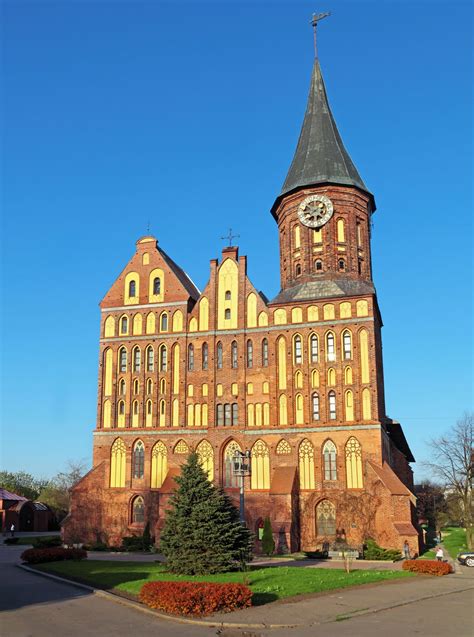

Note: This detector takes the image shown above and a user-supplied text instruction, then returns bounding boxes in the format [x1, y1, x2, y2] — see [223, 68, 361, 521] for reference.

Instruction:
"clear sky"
[1, 1, 472, 481]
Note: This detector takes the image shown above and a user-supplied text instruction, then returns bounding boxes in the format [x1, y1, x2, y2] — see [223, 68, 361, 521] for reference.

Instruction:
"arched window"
[326, 332, 336, 362]
[346, 437, 363, 488]
[120, 316, 128, 335]
[310, 334, 318, 363]
[344, 366, 353, 385]
[103, 399, 111, 428]
[159, 399, 166, 427]
[133, 441, 145, 478]
[250, 440, 270, 489]
[328, 391, 336, 420]
[311, 369, 320, 388]
[160, 312, 168, 332]
[146, 378, 153, 394]
[160, 378, 166, 394]
[133, 379, 139, 394]
[312, 393, 320, 421]
[246, 340, 253, 368]
[153, 277, 161, 295]
[224, 403, 232, 426]
[295, 370, 303, 389]
[104, 316, 115, 337]
[159, 345, 167, 371]
[119, 378, 126, 395]
[216, 404, 224, 426]
[343, 331, 352, 360]
[131, 496, 145, 523]
[232, 403, 238, 425]
[196, 440, 214, 481]
[202, 342, 208, 370]
[276, 439, 291, 455]
[231, 341, 238, 368]
[323, 440, 337, 480]
[223, 440, 242, 487]
[345, 390, 354, 421]
[146, 346, 154, 372]
[119, 347, 127, 373]
[293, 335, 302, 365]
[327, 368, 336, 386]
[337, 218, 346, 243]
[262, 338, 269, 367]
[224, 308, 231, 320]
[216, 342, 223, 369]
[151, 441, 167, 488]
[129, 280, 136, 298]
[188, 344, 194, 371]
[133, 347, 141, 372]
[299, 439, 315, 489]
[145, 399, 152, 427]
[338, 259, 346, 272]
[110, 438, 126, 487]
[315, 259, 323, 271]
[295, 264, 301, 277]
[225, 290, 231, 300]
[316, 500, 336, 536]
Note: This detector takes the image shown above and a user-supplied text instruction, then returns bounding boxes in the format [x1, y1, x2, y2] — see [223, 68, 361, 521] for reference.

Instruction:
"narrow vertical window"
[232, 403, 238, 425]
[326, 332, 336, 361]
[224, 403, 232, 426]
[343, 331, 352, 359]
[315, 259, 323, 271]
[312, 393, 320, 421]
[132, 441, 145, 479]
[129, 280, 136, 298]
[159, 345, 167, 372]
[323, 441, 338, 481]
[202, 343, 208, 370]
[310, 334, 318, 363]
[356, 220, 362, 247]
[133, 347, 141, 372]
[119, 378, 126, 395]
[246, 340, 253, 368]
[216, 403, 224, 426]
[294, 335, 302, 365]
[146, 347, 154, 372]
[132, 496, 145, 523]
[225, 308, 231, 320]
[120, 316, 128, 334]
[231, 341, 238, 369]
[295, 264, 301, 277]
[119, 348, 127, 373]
[217, 342, 223, 369]
[329, 391, 336, 420]
[160, 313, 168, 331]
[153, 277, 161, 295]
[225, 290, 231, 300]
[188, 344, 194, 371]
[262, 338, 269, 367]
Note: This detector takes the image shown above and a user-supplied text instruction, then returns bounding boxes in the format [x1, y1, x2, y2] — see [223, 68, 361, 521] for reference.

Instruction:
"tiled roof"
[0, 488, 27, 502]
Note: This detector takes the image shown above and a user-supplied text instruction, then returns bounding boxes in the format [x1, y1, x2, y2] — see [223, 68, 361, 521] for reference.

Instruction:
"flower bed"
[21, 547, 87, 564]
[402, 559, 452, 576]
[139, 581, 252, 616]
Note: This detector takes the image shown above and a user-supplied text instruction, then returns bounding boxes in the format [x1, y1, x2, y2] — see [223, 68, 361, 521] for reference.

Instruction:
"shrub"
[402, 560, 452, 576]
[4, 537, 19, 545]
[32, 536, 62, 548]
[364, 538, 402, 561]
[139, 581, 252, 616]
[21, 547, 87, 564]
[261, 517, 275, 556]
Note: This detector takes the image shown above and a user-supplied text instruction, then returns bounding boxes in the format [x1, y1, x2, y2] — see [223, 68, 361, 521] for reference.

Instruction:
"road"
[1, 544, 473, 637]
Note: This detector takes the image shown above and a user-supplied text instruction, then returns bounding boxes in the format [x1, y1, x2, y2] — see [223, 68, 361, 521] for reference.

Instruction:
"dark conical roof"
[272, 59, 374, 215]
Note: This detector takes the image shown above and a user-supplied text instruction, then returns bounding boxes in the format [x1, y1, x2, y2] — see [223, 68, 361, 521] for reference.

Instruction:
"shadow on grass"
[251, 592, 279, 606]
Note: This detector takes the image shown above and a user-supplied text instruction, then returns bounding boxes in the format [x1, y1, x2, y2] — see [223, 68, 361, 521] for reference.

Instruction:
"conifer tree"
[261, 517, 275, 556]
[160, 451, 253, 574]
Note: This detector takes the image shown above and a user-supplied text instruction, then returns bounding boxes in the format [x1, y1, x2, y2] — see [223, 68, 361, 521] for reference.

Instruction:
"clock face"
[297, 194, 334, 228]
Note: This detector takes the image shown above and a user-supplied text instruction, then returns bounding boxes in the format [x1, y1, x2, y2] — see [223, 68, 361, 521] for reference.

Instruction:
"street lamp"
[232, 450, 251, 523]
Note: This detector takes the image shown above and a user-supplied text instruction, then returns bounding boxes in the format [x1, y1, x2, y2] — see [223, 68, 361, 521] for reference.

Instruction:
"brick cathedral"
[64, 45, 419, 554]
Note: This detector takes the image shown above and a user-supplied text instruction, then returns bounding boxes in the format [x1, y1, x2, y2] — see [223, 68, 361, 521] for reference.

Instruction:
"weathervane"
[221, 228, 240, 247]
[311, 11, 331, 59]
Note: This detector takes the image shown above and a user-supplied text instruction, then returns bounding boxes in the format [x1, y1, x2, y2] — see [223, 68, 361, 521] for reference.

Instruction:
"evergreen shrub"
[32, 536, 62, 548]
[364, 538, 401, 561]
[4, 537, 19, 545]
[21, 547, 87, 564]
[402, 559, 452, 576]
[261, 517, 275, 556]
[139, 581, 252, 616]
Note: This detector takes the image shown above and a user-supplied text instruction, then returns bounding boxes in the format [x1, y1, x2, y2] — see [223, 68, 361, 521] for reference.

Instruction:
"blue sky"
[1, 1, 472, 480]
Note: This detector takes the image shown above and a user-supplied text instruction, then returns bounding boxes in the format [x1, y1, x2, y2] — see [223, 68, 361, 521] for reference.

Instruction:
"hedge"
[21, 547, 87, 564]
[139, 581, 253, 616]
[402, 560, 452, 576]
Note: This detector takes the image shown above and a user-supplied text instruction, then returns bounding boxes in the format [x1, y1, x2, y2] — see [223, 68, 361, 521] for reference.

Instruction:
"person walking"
[403, 540, 411, 560]
[10, 523, 15, 538]
[436, 546, 444, 562]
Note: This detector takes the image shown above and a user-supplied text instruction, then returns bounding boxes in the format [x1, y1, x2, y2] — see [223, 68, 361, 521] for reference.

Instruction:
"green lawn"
[37, 560, 413, 605]
[441, 527, 467, 559]
[15, 535, 59, 546]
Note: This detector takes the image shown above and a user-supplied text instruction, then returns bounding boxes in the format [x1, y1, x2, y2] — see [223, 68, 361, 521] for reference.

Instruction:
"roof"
[386, 420, 416, 462]
[271, 277, 375, 304]
[0, 488, 27, 502]
[10, 500, 51, 512]
[368, 461, 416, 504]
[270, 466, 297, 494]
[393, 522, 419, 536]
[158, 247, 200, 301]
[160, 468, 180, 493]
[272, 59, 374, 216]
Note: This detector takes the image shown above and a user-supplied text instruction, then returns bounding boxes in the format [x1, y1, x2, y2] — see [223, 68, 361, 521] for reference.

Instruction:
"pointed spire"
[272, 59, 374, 215]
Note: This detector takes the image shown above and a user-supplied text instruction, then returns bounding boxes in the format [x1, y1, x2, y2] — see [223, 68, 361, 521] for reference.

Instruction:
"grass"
[36, 560, 413, 605]
[13, 535, 59, 546]
[441, 527, 467, 559]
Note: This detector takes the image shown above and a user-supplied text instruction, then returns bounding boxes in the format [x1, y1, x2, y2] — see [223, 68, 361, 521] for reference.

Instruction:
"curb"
[16, 564, 299, 630]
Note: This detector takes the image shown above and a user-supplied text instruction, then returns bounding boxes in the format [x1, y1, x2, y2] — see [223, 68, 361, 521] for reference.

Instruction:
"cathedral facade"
[64, 55, 419, 554]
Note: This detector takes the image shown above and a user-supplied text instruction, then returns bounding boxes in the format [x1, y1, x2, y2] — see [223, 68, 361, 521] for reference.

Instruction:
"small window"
[315, 260, 323, 271]
[202, 343, 208, 370]
[188, 344, 194, 371]
[120, 316, 128, 334]
[310, 334, 318, 363]
[295, 264, 302, 277]
[119, 378, 126, 395]
[132, 442, 144, 479]
[262, 338, 269, 367]
[133, 379, 139, 394]
[246, 340, 253, 368]
[118, 401, 125, 415]
[119, 348, 127, 373]
[231, 341, 238, 369]
[326, 333, 336, 362]
[343, 332, 352, 360]
[133, 348, 141, 372]
[216, 403, 224, 426]
[159, 345, 167, 372]
[217, 342, 223, 369]
[225, 308, 231, 320]
[225, 290, 231, 300]
[312, 393, 320, 421]
[329, 391, 336, 420]
[146, 347, 154, 372]
[294, 335, 302, 365]
[146, 378, 152, 394]
[224, 403, 232, 426]
[232, 403, 238, 425]
[160, 313, 168, 331]
[132, 496, 144, 523]
[129, 280, 136, 298]
[338, 259, 346, 272]
[153, 277, 161, 295]
[358, 258, 363, 275]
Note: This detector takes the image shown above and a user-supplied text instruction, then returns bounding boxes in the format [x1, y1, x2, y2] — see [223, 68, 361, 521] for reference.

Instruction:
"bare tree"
[425, 413, 473, 549]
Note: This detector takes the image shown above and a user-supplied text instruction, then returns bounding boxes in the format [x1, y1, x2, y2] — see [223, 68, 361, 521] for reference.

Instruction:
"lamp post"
[232, 450, 251, 523]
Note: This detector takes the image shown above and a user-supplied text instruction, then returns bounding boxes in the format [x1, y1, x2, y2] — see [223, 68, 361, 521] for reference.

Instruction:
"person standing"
[10, 523, 15, 537]
[403, 540, 411, 559]
[436, 546, 444, 562]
